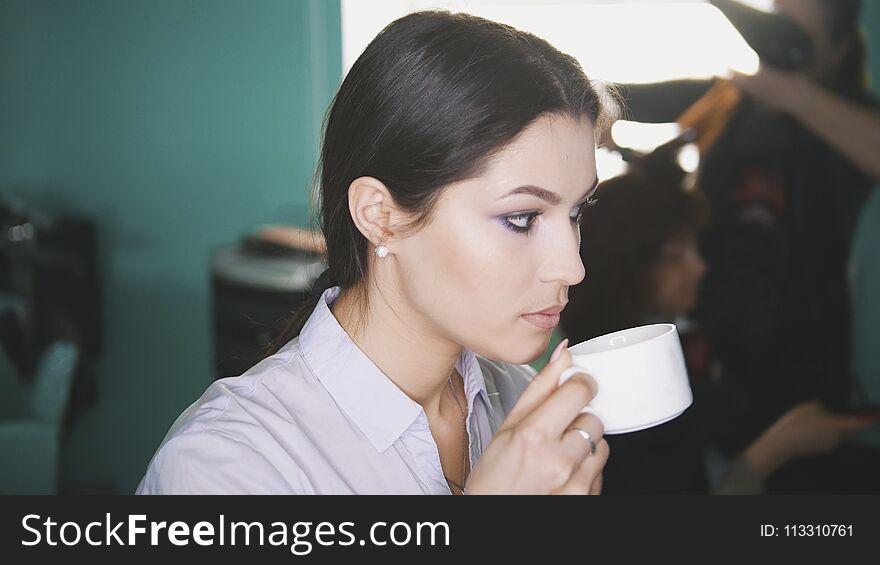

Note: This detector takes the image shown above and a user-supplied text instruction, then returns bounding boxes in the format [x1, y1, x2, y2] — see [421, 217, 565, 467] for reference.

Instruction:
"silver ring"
[569, 426, 597, 455]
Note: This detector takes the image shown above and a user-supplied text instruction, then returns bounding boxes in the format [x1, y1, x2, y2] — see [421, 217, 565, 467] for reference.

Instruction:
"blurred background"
[1, 0, 878, 494]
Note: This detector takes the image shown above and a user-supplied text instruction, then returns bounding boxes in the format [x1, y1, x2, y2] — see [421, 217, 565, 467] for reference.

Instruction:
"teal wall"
[868, 1, 880, 91]
[851, 2, 880, 447]
[0, 0, 341, 493]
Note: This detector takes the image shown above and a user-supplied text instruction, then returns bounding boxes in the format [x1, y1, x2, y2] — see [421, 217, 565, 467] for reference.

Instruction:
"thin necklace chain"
[445, 372, 469, 495]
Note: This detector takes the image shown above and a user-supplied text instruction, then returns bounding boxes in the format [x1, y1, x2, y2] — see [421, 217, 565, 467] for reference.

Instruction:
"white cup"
[558, 323, 693, 434]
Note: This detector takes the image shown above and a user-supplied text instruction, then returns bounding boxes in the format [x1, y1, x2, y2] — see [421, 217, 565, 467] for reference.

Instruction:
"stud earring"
[375, 245, 389, 258]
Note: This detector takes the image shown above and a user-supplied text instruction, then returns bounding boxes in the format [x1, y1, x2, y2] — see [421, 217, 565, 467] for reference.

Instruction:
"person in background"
[613, 0, 880, 463]
[560, 157, 879, 494]
[136, 11, 613, 495]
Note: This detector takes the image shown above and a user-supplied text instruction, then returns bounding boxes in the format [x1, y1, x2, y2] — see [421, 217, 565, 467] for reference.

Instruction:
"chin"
[495, 334, 548, 366]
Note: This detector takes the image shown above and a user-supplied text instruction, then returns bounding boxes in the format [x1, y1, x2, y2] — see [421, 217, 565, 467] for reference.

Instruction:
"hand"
[773, 400, 875, 459]
[744, 399, 877, 478]
[465, 341, 609, 494]
[730, 67, 813, 115]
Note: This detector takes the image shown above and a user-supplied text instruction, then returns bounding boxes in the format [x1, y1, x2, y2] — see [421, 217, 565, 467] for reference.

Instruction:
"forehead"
[450, 114, 598, 201]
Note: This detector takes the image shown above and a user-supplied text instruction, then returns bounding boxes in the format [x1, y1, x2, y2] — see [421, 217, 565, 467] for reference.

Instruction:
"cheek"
[397, 217, 547, 360]
[403, 217, 527, 322]
[672, 268, 700, 304]
[656, 268, 685, 304]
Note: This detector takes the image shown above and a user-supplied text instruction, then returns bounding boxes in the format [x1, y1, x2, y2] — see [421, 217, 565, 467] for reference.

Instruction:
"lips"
[521, 303, 567, 330]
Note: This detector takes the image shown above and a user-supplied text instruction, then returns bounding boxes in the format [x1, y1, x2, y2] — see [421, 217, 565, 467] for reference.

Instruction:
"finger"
[520, 364, 599, 437]
[559, 412, 605, 462]
[500, 341, 575, 429]
[590, 472, 603, 495]
[834, 415, 880, 435]
[552, 438, 609, 495]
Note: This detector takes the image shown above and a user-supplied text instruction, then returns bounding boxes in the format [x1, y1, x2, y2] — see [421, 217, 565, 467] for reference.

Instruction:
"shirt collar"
[299, 286, 487, 453]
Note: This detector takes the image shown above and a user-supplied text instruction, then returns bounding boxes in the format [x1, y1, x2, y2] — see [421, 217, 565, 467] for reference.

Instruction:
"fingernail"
[549, 339, 569, 364]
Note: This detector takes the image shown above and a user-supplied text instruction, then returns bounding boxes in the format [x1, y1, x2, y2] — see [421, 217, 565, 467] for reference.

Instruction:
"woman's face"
[650, 233, 707, 319]
[393, 114, 597, 364]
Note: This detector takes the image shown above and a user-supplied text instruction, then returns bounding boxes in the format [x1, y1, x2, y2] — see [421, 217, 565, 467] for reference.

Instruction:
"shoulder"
[135, 427, 293, 494]
[137, 339, 319, 494]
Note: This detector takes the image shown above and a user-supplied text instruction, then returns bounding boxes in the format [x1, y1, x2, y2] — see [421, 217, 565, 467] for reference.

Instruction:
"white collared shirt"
[136, 286, 534, 494]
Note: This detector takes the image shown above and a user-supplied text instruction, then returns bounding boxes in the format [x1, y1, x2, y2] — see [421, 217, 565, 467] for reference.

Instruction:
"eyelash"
[502, 197, 599, 235]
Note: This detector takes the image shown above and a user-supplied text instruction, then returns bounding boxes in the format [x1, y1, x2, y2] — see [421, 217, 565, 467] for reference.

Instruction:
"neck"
[329, 277, 463, 417]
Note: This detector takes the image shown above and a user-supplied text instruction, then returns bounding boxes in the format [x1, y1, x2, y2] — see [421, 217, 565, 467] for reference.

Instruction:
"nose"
[539, 224, 586, 287]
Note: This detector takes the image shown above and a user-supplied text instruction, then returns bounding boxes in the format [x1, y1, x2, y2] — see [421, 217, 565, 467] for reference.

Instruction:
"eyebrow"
[499, 178, 599, 206]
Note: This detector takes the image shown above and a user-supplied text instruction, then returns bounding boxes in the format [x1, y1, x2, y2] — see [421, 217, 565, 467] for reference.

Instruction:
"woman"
[561, 158, 878, 494]
[137, 11, 611, 495]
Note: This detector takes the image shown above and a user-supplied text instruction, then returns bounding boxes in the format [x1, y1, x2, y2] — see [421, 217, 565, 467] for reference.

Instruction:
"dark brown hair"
[561, 157, 708, 343]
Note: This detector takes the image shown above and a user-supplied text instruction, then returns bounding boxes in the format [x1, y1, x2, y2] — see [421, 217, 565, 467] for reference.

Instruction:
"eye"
[502, 212, 540, 234]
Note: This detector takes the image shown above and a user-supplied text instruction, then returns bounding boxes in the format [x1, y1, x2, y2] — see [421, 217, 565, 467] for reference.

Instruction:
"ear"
[347, 176, 399, 251]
